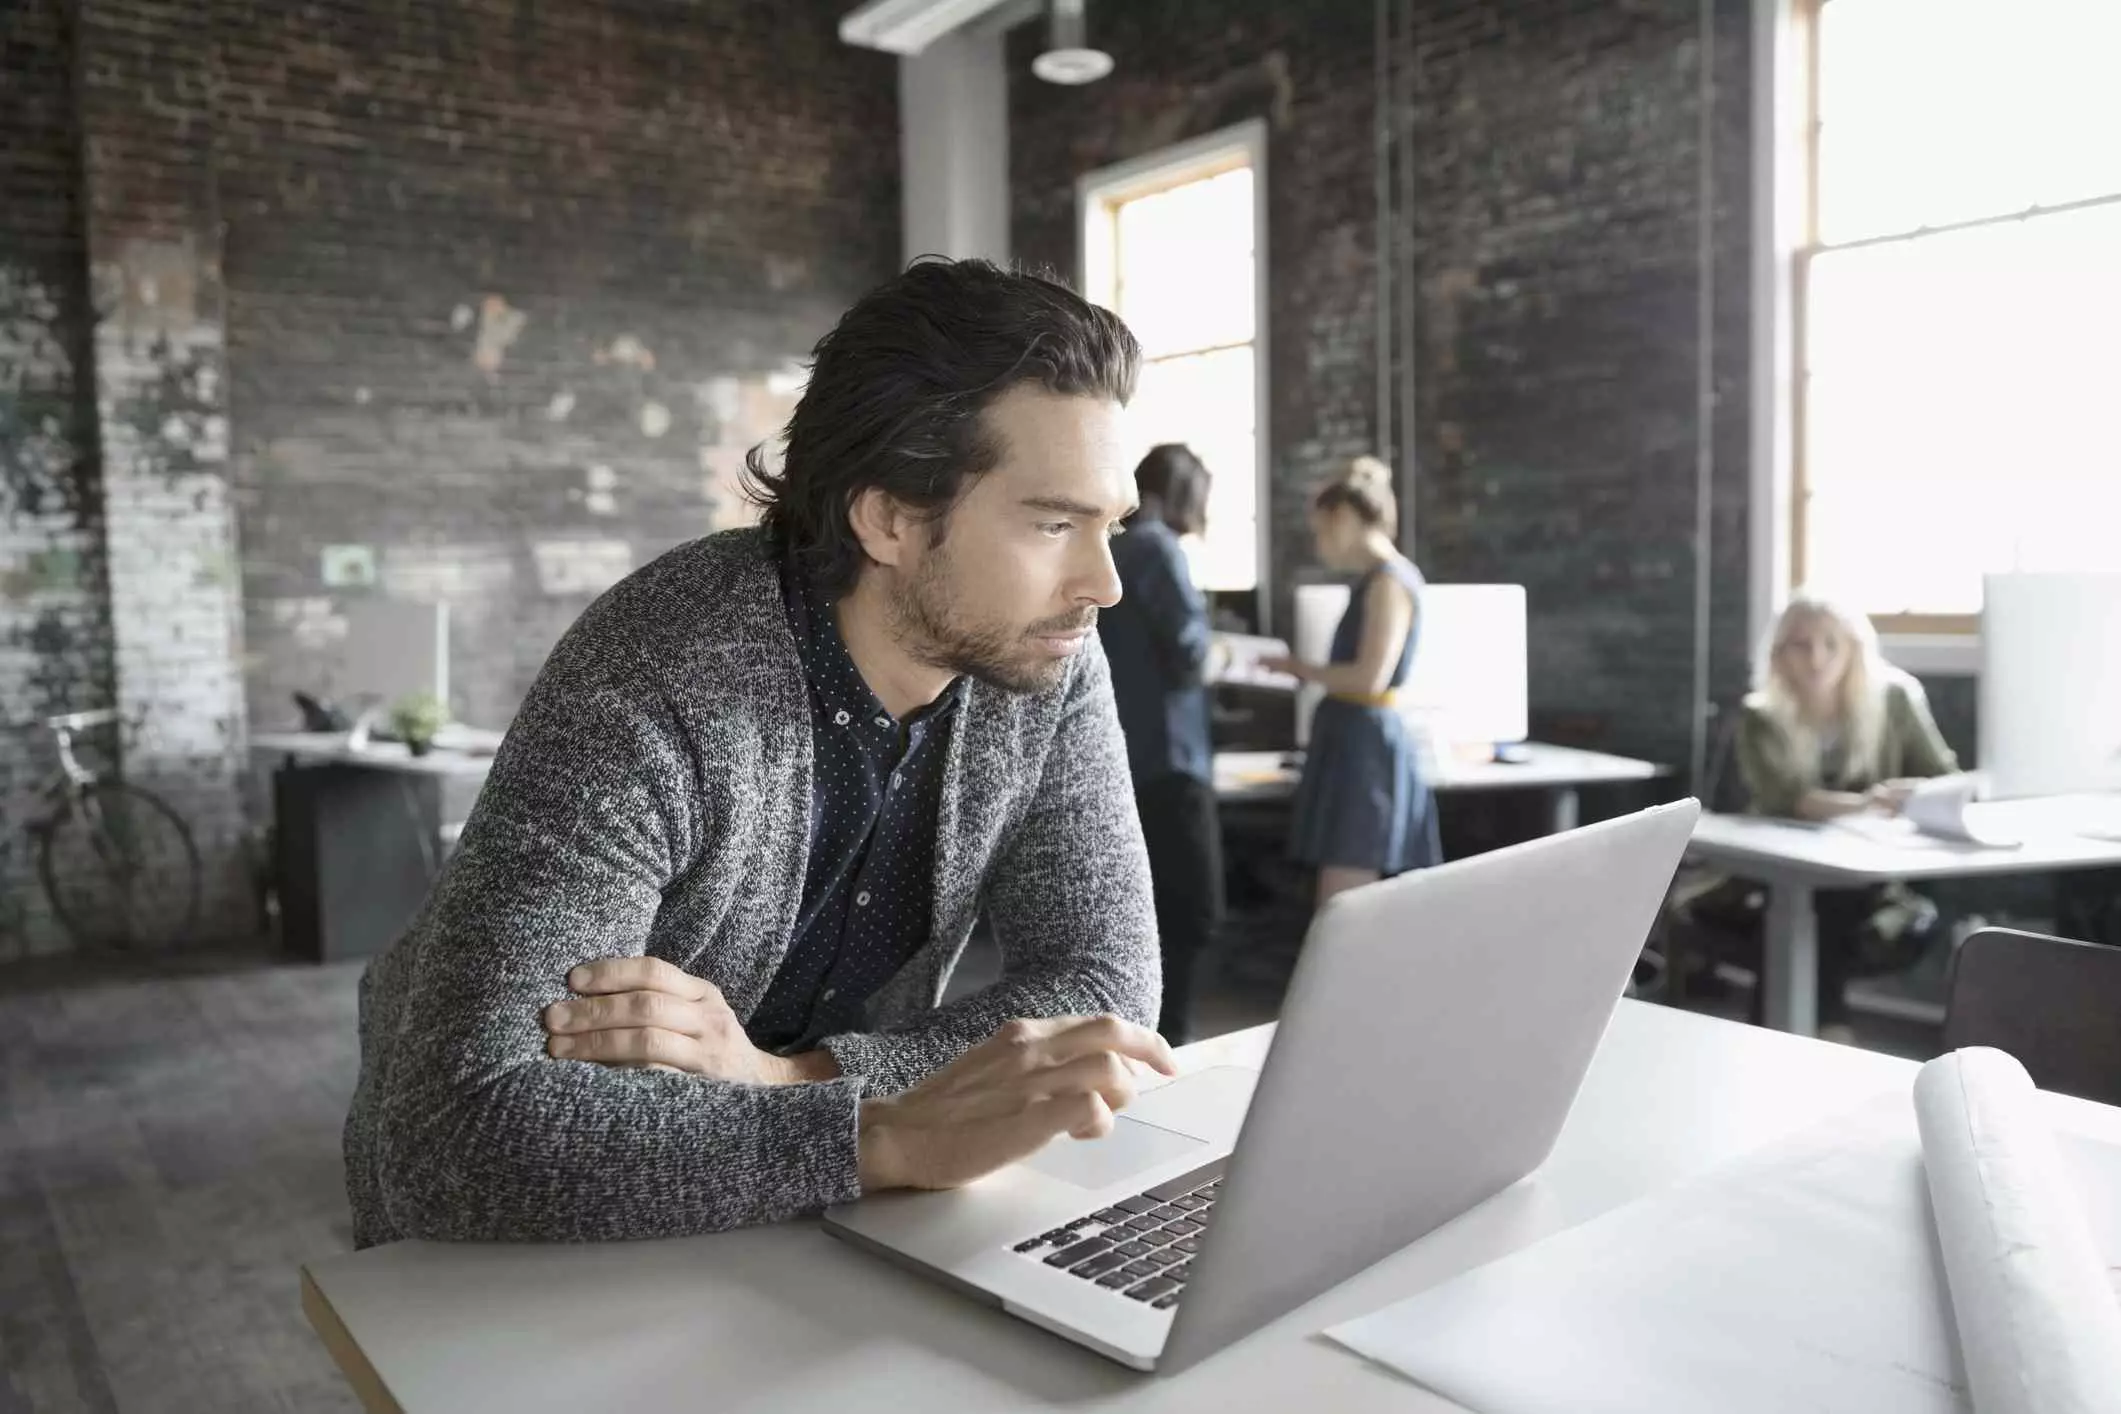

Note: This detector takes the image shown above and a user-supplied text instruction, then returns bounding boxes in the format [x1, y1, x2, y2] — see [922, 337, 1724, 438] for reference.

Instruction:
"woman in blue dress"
[1263, 456, 1440, 909]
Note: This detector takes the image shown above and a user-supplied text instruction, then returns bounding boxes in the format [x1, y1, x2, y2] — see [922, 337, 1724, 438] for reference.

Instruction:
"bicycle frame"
[43, 708, 119, 791]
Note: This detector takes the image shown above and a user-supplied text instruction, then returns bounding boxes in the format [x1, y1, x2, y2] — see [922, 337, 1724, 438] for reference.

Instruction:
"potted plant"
[389, 691, 449, 757]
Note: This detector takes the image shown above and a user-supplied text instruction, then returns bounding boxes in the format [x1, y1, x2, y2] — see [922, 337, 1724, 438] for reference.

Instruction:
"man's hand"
[857, 1015, 1179, 1193]
[542, 957, 837, 1085]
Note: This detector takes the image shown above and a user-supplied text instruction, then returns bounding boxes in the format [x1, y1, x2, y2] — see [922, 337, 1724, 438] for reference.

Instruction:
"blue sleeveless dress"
[1288, 558, 1441, 875]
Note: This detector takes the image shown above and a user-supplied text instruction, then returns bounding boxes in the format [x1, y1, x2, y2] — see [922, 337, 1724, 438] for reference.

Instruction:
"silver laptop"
[824, 798, 1700, 1372]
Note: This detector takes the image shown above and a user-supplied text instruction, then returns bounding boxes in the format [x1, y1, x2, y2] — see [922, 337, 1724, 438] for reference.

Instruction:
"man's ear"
[848, 486, 916, 571]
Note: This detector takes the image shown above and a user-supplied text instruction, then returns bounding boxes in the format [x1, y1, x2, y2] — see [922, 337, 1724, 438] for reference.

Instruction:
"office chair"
[1943, 926, 2121, 1107]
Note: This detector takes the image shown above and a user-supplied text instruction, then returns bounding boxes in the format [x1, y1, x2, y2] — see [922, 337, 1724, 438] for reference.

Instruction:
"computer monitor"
[1290, 581, 1530, 754]
[1291, 583, 1348, 749]
[1400, 584, 1529, 749]
[1979, 572, 2121, 799]
[332, 598, 450, 716]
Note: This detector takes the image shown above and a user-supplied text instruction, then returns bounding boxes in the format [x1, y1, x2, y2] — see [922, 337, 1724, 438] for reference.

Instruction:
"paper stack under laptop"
[1326, 1048, 2121, 1414]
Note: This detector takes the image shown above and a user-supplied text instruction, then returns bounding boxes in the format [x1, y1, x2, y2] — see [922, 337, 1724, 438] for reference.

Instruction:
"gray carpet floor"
[0, 950, 366, 1414]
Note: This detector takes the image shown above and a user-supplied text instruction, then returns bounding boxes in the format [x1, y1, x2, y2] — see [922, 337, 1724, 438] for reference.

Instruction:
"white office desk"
[1689, 803, 2121, 1036]
[250, 726, 506, 780]
[1214, 743, 1666, 832]
[304, 1001, 1934, 1414]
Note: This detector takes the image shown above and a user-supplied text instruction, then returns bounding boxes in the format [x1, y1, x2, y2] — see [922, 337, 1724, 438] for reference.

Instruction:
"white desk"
[250, 727, 505, 779]
[306, 1001, 1949, 1413]
[1215, 743, 1667, 832]
[1689, 802, 2121, 1037]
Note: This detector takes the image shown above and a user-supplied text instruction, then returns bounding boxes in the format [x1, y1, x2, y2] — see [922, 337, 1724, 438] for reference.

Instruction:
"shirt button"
[874, 715, 890, 729]
[855, 891, 871, 907]
[823, 988, 837, 1002]
[833, 709, 850, 726]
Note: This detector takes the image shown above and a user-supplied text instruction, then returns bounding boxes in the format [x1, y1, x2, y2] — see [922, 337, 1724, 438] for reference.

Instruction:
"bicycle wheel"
[37, 781, 203, 951]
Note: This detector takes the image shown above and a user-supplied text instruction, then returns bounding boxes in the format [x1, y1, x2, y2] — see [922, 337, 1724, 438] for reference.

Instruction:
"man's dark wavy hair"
[744, 258, 1141, 597]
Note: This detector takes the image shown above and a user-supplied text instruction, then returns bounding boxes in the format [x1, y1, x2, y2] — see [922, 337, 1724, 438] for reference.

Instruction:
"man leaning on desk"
[344, 259, 1179, 1248]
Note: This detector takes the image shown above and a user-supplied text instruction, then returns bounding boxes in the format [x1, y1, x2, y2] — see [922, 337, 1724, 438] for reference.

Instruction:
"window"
[1080, 122, 1268, 598]
[1796, 0, 2121, 627]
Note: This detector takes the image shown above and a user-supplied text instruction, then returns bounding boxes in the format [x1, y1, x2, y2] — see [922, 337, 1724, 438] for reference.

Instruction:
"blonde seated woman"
[1736, 592, 1960, 1033]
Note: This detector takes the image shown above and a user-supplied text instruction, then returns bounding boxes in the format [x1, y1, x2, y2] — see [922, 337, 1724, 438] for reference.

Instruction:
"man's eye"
[1038, 522, 1072, 537]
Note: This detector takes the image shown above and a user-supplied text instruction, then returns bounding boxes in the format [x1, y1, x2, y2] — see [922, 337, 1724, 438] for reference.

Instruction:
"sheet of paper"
[1915, 1049, 2121, 1414]
[1904, 775, 2022, 848]
[1208, 633, 1299, 691]
[1831, 814, 1963, 849]
[1326, 1091, 2121, 1414]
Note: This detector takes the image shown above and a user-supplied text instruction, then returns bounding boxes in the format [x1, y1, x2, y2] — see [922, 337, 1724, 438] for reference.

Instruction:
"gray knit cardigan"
[344, 528, 1159, 1247]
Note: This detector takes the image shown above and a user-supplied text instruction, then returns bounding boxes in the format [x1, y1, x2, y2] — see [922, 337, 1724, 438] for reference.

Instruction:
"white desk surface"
[1215, 743, 1666, 803]
[303, 1001, 1992, 1414]
[1690, 803, 2121, 887]
[250, 728, 506, 780]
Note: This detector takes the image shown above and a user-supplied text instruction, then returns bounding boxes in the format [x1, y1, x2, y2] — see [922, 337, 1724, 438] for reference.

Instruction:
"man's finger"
[546, 989, 704, 1037]
[1032, 1014, 1179, 1077]
[1031, 1050, 1138, 1114]
[567, 956, 713, 1002]
[1065, 1091, 1117, 1141]
[547, 1025, 697, 1070]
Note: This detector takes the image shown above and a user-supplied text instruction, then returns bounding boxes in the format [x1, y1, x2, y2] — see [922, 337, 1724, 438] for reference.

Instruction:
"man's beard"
[890, 543, 1094, 695]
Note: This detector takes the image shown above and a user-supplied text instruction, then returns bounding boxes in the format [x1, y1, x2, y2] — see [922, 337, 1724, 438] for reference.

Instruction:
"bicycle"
[11, 709, 202, 951]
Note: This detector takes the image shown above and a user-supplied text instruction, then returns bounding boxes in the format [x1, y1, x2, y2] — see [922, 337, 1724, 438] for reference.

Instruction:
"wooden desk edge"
[302, 1266, 408, 1414]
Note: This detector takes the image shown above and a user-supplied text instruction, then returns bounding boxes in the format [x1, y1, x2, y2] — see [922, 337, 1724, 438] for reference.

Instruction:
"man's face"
[891, 385, 1134, 695]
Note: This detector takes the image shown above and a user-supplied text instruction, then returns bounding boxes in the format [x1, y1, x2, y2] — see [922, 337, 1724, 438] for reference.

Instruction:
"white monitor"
[1400, 584, 1530, 748]
[1290, 580, 1530, 753]
[1979, 572, 2121, 799]
[332, 598, 450, 714]
[1291, 583, 1348, 748]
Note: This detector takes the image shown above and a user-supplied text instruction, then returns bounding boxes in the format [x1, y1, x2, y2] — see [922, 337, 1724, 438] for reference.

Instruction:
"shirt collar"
[781, 554, 964, 737]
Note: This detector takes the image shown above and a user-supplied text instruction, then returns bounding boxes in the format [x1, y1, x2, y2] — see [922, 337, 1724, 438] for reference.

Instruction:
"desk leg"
[1548, 787, 1581, 835]
[1762, 880, 1819, 1036]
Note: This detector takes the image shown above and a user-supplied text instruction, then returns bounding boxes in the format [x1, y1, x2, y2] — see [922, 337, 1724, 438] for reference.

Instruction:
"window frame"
[1788, 0, 2121, 644]
[1077, 119, 1273, 625]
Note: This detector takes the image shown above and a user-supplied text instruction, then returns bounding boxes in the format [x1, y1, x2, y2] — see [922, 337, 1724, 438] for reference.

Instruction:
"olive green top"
[1736, 675, 1960, 818]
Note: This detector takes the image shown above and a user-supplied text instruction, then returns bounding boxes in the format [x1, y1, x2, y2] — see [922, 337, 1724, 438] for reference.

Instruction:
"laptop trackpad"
[1021, 1116, 1206, 1190]
[1017, 1067, 1260, 1189]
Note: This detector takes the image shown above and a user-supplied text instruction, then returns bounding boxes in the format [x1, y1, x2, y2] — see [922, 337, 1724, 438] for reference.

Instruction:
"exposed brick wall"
[1012, 0, 1755, 772]
[76, 0, 252, 945]
[0, 0, 120, 957]
[211, 0, 900, 734]
[0, 0, 899, 957]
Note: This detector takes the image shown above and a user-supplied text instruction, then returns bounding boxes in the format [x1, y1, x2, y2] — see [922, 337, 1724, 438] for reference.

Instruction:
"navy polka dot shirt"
[748, 558, 966, 1052]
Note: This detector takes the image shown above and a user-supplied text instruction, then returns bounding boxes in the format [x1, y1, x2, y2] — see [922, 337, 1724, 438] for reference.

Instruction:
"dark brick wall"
[1012, 0, 1754, 772]
[212, 0, 901, 733]
[1, 0, 899, 957]
[0, 0, 120, 955]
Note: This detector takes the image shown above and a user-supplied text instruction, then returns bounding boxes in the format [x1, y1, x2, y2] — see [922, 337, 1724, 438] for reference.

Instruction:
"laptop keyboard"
[1007, 1158, 1226, 1311]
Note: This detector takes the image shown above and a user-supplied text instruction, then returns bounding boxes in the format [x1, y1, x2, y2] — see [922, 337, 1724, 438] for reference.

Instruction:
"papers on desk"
[1207, 633, 1299, 692]
[1326, 1050, 2121, 1414]
[1827, 775, 2022, 850]
[1916, 1050, 2121, 1414]
[1904, 775, 2021, 848]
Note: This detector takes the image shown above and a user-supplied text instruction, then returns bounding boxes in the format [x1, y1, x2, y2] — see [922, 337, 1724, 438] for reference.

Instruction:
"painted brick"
[2, 0, 899, 957]
[207, 0, 898, 745]
[0, 0, 121, 958]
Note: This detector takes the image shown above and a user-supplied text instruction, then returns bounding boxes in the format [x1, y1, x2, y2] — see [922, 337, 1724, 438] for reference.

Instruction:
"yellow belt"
[1327, 690, 1401, 708]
